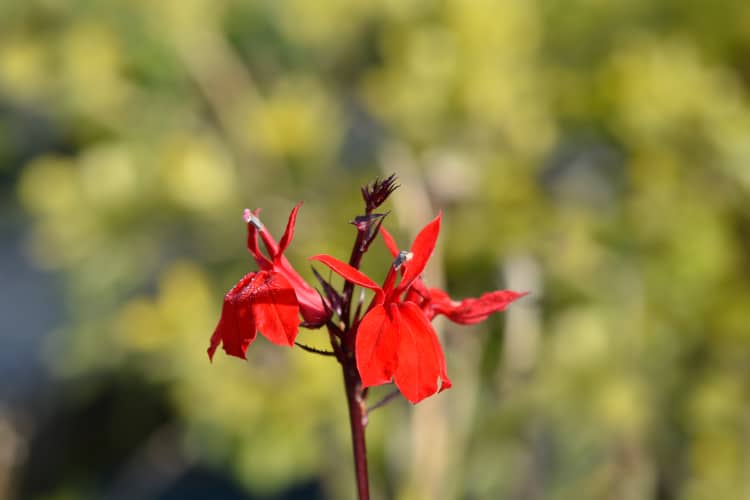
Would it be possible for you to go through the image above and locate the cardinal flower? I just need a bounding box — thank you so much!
[311,214,447,403]
[244,203,328,327]
[312,213,526,403]
[208,203,327,361]
[379,225,527,324]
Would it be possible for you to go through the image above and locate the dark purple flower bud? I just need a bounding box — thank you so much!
[361,173,399,212]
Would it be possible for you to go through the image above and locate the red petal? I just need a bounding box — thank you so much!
[430,288,528,325]
[208,272,260,360]
[404,277,430,307]
[310,254,385,305]
[398,213,441,293]
[276,201,302,257]
[246,209,273,270]
[273,255,328,325]
[394,302,451,403]
[355,304,399,387]
[245,203,327,326]
[207,271,301,361]
[250,272,300,346]
[379,226,400,258]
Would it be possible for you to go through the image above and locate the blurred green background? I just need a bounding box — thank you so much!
[2,0,750,499]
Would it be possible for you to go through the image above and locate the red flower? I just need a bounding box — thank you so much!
[312,214,526,403]
[422,287,526,324]
[380,226,527,324]
[208,203,327,361]
[245,203,327,327]
[311,214,447,403]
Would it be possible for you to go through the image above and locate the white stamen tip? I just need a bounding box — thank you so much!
[393,250,413,269]
[243,209,263,229]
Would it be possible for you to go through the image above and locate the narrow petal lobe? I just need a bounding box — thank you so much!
[393,302,450,403]
[355,304,400,387]
[429,289,528,324]
[310,254,385,305]
[379,226,400,258]
[276,201,302,257]
[398,213,441,293]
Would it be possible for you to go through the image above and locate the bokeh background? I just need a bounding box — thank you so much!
[2,0,750,499]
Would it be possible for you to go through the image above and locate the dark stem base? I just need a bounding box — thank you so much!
[342,358,370,500]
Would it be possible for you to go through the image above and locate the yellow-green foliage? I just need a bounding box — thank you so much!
[5,0,750,498]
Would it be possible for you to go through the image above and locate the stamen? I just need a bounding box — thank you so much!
[393,250,413,270]
[243,209,263,229]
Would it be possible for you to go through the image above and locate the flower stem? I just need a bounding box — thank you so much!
[342,357,370,500]
[335,178,400,499]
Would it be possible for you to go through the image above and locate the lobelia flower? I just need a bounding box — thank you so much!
[207,179,528,500]
[378,225,527,325]
[208,203,328,361]
[312,213,526,403]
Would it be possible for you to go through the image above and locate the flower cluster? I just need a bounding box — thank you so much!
[209,181,525,404]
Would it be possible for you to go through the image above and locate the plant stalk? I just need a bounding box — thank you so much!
[342,356,370,500]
